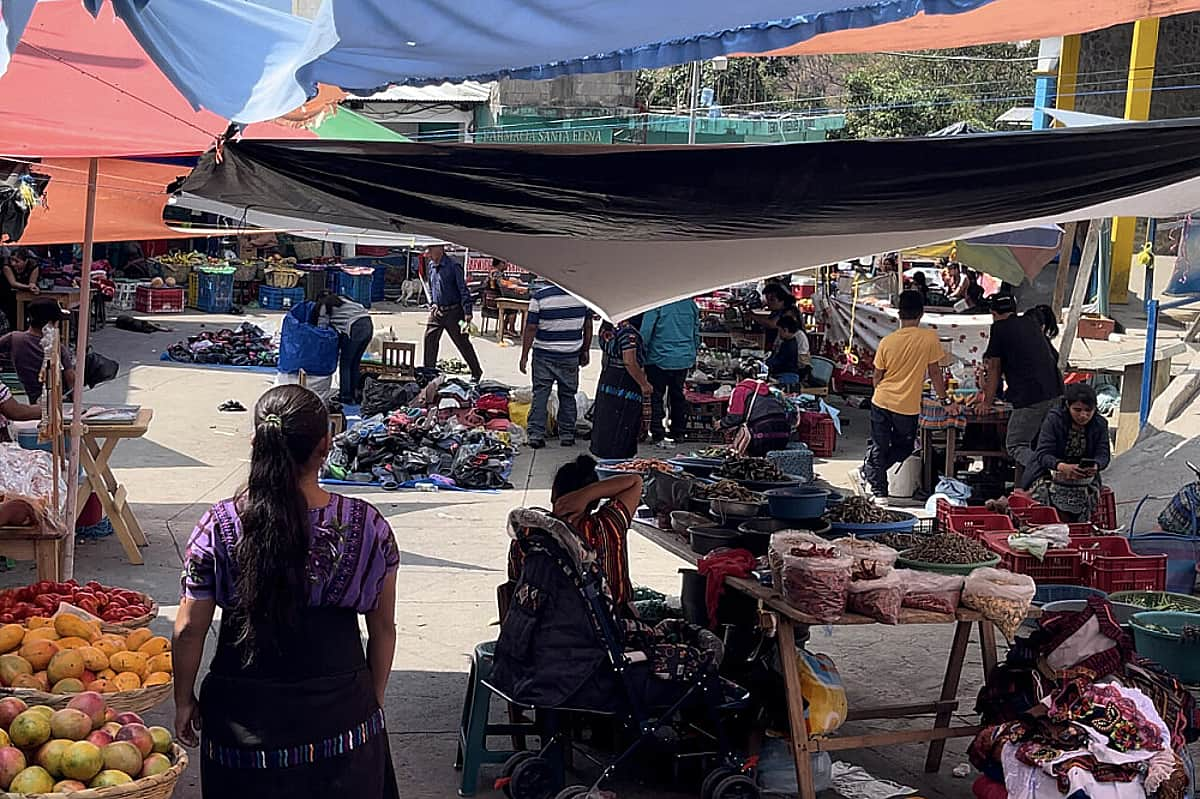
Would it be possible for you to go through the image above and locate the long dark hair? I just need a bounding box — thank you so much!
[234,385,328,659]
[309,290,345,325]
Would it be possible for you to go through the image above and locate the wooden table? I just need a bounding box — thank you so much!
[75,409,153,565]
[494,298,530,341]
[633,519,1018,799]
[15,287,81,332]
[0,523,68,580]
[919,401,1011,494]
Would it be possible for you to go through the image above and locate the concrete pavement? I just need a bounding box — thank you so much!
[0,303,993,798]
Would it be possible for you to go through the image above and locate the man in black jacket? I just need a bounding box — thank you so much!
[977,295,1064,473]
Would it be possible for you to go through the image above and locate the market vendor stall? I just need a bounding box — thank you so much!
[632,518,1030,799]
[920,397,1012,494]
[15,286,80,333]
[74,408,153,566]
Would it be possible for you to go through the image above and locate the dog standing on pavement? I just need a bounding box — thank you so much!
[399,279,424,306]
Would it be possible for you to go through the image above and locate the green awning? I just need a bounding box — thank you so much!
[314,109,409,141]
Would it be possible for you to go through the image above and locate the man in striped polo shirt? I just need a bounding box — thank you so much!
[520,282,593,449]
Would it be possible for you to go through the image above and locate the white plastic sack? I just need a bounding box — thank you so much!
[887,455,922,499]
[275,370,334,402]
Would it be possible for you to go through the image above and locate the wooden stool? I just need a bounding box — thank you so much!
[381,341,417,380]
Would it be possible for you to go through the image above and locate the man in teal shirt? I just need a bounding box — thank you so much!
[640,298,700,444]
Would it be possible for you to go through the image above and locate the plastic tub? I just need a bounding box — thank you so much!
[1034,584,1107,606]
[740,517,833,538]
[668,457,725,478]
[1131,611,1200,684]
[1108,591,1200,613]
[738,477,803,493]
[689,527,740,555]
[765,486,829,521]
[829,514,919,537]
[709,498,765,521]
[1043,599,1141,626]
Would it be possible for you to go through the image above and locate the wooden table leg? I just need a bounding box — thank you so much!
[34,538,61,581]
[923,620,972,773]
[978,620,998,680]
[87,437,147,547]
[15,299,24,333]
[922,428,933,495]
[944,428,957,480]
[775,616,817,799]
[79,441,143,565]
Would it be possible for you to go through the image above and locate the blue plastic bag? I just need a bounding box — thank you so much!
[278,301,339,376]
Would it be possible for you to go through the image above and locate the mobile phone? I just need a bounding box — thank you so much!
[1079,458,1097,469]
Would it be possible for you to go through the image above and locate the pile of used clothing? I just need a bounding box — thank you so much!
[164,323,278,367]
[969,596,1197,799]
[324,376,518,490]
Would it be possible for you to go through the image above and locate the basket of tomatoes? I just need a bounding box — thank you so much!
[0,582,157,633]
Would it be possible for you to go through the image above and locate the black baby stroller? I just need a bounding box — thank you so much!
[490,508,758,799]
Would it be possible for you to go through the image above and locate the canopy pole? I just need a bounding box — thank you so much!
[687,60,700,145]
[1058,219,1102,371]
[62,157,98,580]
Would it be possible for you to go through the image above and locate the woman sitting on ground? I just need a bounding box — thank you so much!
[174,385,400,799]
[508,454,643,617]
[1019,383,1110,521]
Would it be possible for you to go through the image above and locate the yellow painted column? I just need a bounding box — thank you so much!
[1110,18,1160,304]
[1055,34,1081,114]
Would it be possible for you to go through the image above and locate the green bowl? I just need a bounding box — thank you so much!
[1108,591,1200,613]
[896,551,1000,575]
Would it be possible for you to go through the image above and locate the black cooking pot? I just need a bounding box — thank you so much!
[689,526,740,555]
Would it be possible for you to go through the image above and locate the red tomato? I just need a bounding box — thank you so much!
[107,596,126,608]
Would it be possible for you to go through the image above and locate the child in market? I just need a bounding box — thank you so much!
[765,314,811,386]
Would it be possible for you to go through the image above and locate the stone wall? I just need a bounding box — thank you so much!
[1076,12,1200,119]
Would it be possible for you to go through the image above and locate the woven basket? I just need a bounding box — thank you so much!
[21,743,191,799]
[159,263,192,285]
[264,267,303,289]
[233,260,262,282]
[0,679,172,714]
[292,240,324,260]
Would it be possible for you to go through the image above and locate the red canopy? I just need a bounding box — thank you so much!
[0,1,312,159]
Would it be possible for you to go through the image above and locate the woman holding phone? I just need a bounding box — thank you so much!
[1019,383,1110,521]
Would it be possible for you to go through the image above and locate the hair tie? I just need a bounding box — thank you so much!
[260,414,283,429]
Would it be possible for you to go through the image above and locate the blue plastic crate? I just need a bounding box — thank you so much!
[336,271,373,308]
[258,285,306,310]
[371,264,388,302]
[197,270,235,312]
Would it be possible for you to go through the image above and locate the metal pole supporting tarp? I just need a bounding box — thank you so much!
[62,157,98,580]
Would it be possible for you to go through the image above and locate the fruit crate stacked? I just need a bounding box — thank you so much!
[1075,536,1167,593]
[1011,504,1062,526]
[195,266,236,313]
[796,411,836,457]
[258,285,305,311]
[945,512,1015,541]
[133,286,184,314]
[1092,486,1118,529]
[980,532,1083,584]
[111,280,144,312]
[335,267,373,308]
[934,499,994,531]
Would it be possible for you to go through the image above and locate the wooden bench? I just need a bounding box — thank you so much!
[0,523,66,580]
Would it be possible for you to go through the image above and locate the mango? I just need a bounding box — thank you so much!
[111,672,140,692]
[136,637,170,657]
[0,624,23,654]
[92,638,125,660]
[146,653,172,675]
[22,627,59,643]
[0,654,32,686]
[96,668,115,682]
[142,672,171,687]
[26,617,53,630]
[55,637,90,651]
[20,639,59,670]
[9,710,51,748]
[77,648,108,673]
[53,615,97,643]
[9,765,54,793]
[47,651,85,685]
[123,629,152,652]
[9,674,40,689]
[51,678,85,695]
[108,652,147,680]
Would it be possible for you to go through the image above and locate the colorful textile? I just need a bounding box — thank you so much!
[508,499,635,609]
[919,395,1011,431]
[600,320,644,369]
[181,494,400,613]
[696,548,756,630]
[1124,657,1200,751]
[204,707,387,769]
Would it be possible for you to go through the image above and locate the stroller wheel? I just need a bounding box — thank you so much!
[554,785,589,799]
[507,755,557,799]
[500,751,536,783]
[701,767,735,799]
[712,773,759,799]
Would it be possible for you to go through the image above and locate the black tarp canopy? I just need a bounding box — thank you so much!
[178,118,1200,318]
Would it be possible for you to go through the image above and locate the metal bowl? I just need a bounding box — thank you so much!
[671,510,715,535]
[709,497,766,521]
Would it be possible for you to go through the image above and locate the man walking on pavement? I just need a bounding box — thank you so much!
[640,298,700,446]
[855,290,948,504]
[977,293,1064,475]
[520,282,593,449]
[422,243,483,380]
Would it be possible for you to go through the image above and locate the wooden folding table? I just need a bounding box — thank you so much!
[75,409,153,565]
[633,519,1026,799]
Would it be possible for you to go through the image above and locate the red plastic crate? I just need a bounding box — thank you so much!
[935,499,993,530]
[1067,523,1100,539]
[1091,486,1117,530]
[1012,505,1062,526]
[1007,491,1036,511]
[1075,536,1166,593]
[797,413,836,457]
[134,286,185,314]
[947,513,1016,540]
[981,532,1083,584]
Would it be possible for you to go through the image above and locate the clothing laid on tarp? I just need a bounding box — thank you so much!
[178,119,1200,319]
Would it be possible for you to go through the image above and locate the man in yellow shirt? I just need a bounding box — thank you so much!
[855,290,948,504]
